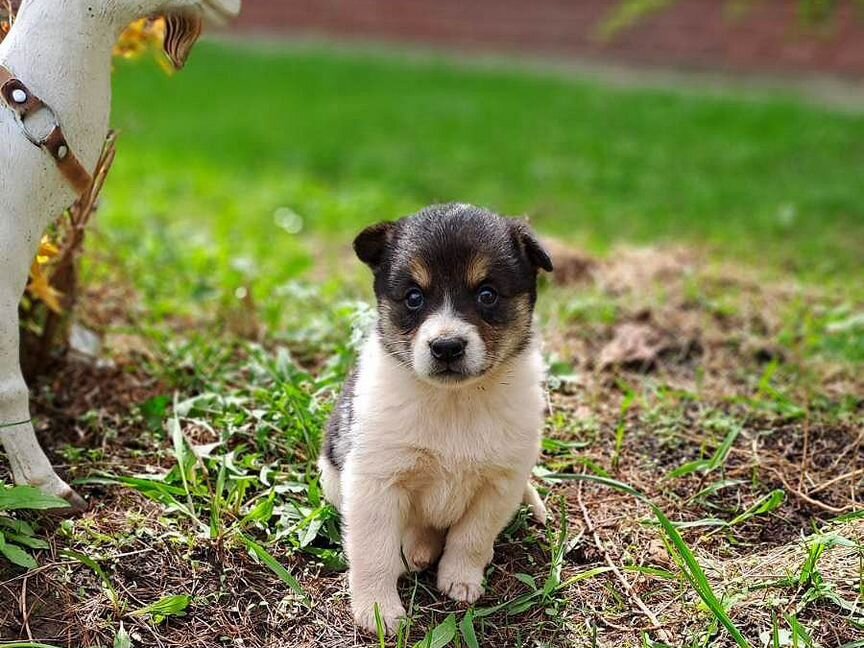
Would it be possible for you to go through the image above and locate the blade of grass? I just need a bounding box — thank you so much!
[459,610,480,648]
[725,490,785,528]
[240,535,308,605]
[210,456,227,539]
[651,505,750,647]
[707,421,742,471]
[612,383,637,470]
[786,614,815,648]
[169,395,198,520]
[542,473,647,500]
[61,549,122,611]
[374,603,386,648]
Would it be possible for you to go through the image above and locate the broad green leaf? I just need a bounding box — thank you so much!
[0,517,36,535]
[131,594,192,622]
[3,532,49,549]
[0,486,69,511]
[412,613,457,648]
[298,515,324,548]
[0,532,37,569]
[239,494,275,528]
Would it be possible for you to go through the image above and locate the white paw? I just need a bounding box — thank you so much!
[529,499,548,525]
[437,570,484,604]
[352,599,407,636]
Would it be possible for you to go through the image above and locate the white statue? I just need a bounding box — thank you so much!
[0,0,240,510]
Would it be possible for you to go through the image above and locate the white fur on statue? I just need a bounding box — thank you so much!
[0,0,240,510]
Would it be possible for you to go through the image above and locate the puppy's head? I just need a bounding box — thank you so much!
[355,204,553,386]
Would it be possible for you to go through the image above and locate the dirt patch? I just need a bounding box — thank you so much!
[538,240,863,645]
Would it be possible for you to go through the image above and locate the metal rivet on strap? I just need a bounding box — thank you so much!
[11,88,27,103]
[57,145,69,160]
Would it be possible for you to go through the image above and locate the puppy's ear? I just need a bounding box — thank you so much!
[354,221,396,270]
[513,222,554,273]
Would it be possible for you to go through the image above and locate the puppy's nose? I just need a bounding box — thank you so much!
[430,337,467,362]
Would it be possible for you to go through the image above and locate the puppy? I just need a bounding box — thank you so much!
[319,203,553,634]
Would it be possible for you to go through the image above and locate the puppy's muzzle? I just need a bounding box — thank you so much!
[429,337,467,363]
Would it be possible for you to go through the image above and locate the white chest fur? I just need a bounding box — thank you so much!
[348,333,545,528]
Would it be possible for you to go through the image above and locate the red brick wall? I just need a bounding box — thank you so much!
[233,0,864,77]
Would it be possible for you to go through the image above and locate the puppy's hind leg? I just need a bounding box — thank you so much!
[317,454,343,512]
[402,523,444,573]
[523,482,547,525]
[0,291,86,511]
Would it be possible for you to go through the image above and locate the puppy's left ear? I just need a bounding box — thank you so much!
[513,222,554,273]
[354,221,396,271]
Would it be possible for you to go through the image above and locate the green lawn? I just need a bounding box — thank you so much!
[100,41,864,324]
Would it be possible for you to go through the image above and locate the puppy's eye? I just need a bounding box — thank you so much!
[405,288,425,311]
[477,286,498,307]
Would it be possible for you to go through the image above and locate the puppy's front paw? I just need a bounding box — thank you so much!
[441,579,484,604]
[352,598,407,636]
[437,565,484,604]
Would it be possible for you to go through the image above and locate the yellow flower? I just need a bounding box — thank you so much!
[26,236,64,314]
[27,265,63,314]
[114,18,171,73]
[35,237,60,265]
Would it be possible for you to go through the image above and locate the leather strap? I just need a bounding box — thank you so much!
[0,64,93,196]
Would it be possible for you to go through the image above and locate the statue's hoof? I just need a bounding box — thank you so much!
[59,488,89,514]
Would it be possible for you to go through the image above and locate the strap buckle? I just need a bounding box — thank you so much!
[19,104,61,149]
[0,79,59,148]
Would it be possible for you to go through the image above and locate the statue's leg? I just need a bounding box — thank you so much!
[0,288,85,510]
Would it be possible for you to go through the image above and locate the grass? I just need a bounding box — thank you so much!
[95,40,864,323]
[1,40,864,648]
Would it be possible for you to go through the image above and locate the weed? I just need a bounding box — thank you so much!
[0,485,68,569]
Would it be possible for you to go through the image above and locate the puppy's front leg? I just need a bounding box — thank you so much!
[344,469,407,634]
[437,477,524,604]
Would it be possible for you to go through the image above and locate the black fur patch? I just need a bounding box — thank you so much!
[325,370,358,471]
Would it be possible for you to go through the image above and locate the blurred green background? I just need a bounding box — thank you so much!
[97,41,864,328]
